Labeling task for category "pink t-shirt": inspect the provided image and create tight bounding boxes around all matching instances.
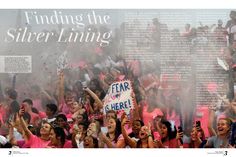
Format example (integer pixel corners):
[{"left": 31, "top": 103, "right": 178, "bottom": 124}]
[
  {"left": 163, "top": 138, "right": 179, "bottom": 148},
  {"left": 0, "top": 110, "right": 4, "bottom": 124},
  {"left": 60, "top": 103, "right": 70, "bottom": 115},
  {"left": 25, "top": 134, "right": 50, "bottom": 148},
  {"left": 17, "top": 140, "right": 30, "bottom": 148},
  {"left": 33, "top": 99, "right": 43, "bottom": 111},
  {"left": 63, "top": 140, "right": 73, "bottom": 148},
  {"left": 38, "top": 111, "right": 47, "bottom": 119},
  {"left": 47, "top": 140, "right": 73, "bottom": 148},
  {"left": 0, "top": 104, "right": 7, "bottom": 123},
  {"left": 142, "top": 103, "right": 163, "bottom": 125},
  {"left": 30, "top": 112, "right": 40, "bottom": 126}
]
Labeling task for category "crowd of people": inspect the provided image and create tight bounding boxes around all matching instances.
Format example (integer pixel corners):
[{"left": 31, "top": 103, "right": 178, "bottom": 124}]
[{"left": 0, "top": 10, "right": 236, "bottom": 148}]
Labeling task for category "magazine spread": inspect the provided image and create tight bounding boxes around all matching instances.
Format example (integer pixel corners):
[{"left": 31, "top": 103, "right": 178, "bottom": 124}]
[{"left": 0, "top": 9, "right": 235, "bottom": 154}]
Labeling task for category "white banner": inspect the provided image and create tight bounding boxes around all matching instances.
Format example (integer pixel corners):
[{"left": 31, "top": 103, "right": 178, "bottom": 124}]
[{"left": 103, "top": 80, "right": 134, "bottom": 115}]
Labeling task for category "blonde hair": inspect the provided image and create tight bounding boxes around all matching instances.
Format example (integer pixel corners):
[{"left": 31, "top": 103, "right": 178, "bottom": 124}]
[{"left": 218, "top": 118, "right": 233, "bottom": 127}]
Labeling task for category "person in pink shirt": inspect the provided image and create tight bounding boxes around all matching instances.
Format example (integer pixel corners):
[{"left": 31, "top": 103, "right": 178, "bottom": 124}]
[
  {"left": 67, "top": 101, "right": 86, "bottom": 121},
  {"left": 0, "top": 108, "right": 4, "bottom": 125},
  {"left": 59, "top": 91, "right": 75, "bottom": 115},
  {"left": 21, "top": 99, "right": 40, "bottom": 127},
  {"left": 32, "top": 99, "right": 43, "bottom": 112},
  {"left": 58, "top": 72, "right": 76, "bottom": 115},
  {"left": 0, "top": 102, "right": 7, "bottom": 125},
  {"left": 18, "top": 106, "right": 51, "bottom": 148},
  {"left": 83, "top": 87, "right": 103, "bottom": 123},
  {"left": 48, "top": 126, "right": 72, "bottom": 148},
  {"left": 99, "top": 117, "right": 124, "bottom": 148},
  {"left": 156, "top": 120, "right": 182, "bottom": 148}
]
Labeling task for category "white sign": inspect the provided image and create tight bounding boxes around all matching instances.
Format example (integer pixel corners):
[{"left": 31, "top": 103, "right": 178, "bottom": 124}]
[
  {"left": 0, "top": 55, "right": 32, "bottom": 73},
  {"left": 103, "top": 80, "right": 134, "bottom": 115}
]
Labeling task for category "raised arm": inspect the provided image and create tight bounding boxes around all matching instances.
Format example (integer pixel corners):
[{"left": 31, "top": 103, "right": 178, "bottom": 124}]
[
  {"left": 99, "top": 132, "right": 115, "bottom": 148},
  {"left": 147, "top": 123, "right": 154, "bottom": 148},
  {"left": 131, "top": 92, "right": 141, "bottom": 121},
  {"left": 121, "top": 117, "right": 137, "bottom": 148},
  {"left": 208, "top": 104, "right": 217, "bottom": 137},
  {"left": 40, "top": 88, "right": 54, "bottom": 102},
  {"left": 8, "top": 117, "right": 18, "bottom": 146},
  {"left": 18, "top": 107, "right": 32, "bottom": 141},
  {"left": 83, "top": 87, "right": 103, "bottom": 109},
  {"left": 58, "top": 72, "right": 65, "bottom": 112}
]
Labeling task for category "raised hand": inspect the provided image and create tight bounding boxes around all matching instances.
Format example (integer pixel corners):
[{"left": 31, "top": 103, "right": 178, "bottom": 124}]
[
  {"left": 176, "top": 131, "right": 183, "bottom": 140},
  {"left": 121, "top": 115, "right": 130, "bottom": 127},
  {"left": 18, "top": 105, "right": 25, "bottom": 117}
]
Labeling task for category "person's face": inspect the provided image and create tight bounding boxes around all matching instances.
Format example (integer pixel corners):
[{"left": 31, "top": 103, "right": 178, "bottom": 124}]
[
  {"left": 217, "top": 119, "right": 230, "bottom": 136},
  {"left": 70, "top": 102, "right": 82, "bottom": 113},
  {"left": 45, "top": 107, "right": 53, "bottom": 117},
  {"left": 49, "top": 129, "right": 57, "bottom": 145},
  {"left": 78, "top": 125, "right": 85, "bottom": 133},
  {"left": 40, "top": 123, "right": 51, "bottom": 136},
  {"left": 106, "top": 112, "right": 116, "bottom": 121},
  {"left": 132, "top": 121, "right": 142, "bottom": 135},
  {"left": 139, "top": 126, "right": 148, "bottom": 139},
  {"left": 89, "top": 82, "right": 96, "bottom": 91},
  {"left": 231, "top": 100, "right": 236, "bottom": 113},
  {"left": 107, "top": 118, "right": 116, "bottom": 134},
  {"left": 83, "top": 136, "right": 95, "bottom": 148},
  {"left": 22, "top": 102, "right": 31, "bottom": 112},
  {"left": 72, "top": 124, "right": 79, "bottom": 134},
  {"left": 190, "top": 127, "right": 198, "bottom": 141},
  {"left": 76, "top": 115, "right": 84, "bottom": 123},
  {"left": 65, "top": 95, "right": 74, "bottom": 106},
  {"left": 87, "top": 123, "right": 97, "bottom": 136},
  {"left": 56, "top": 118, "right": 66, "bottom": 128},
  {"left": 160, "top": 124, "right": 168, "bottom": 138}
]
